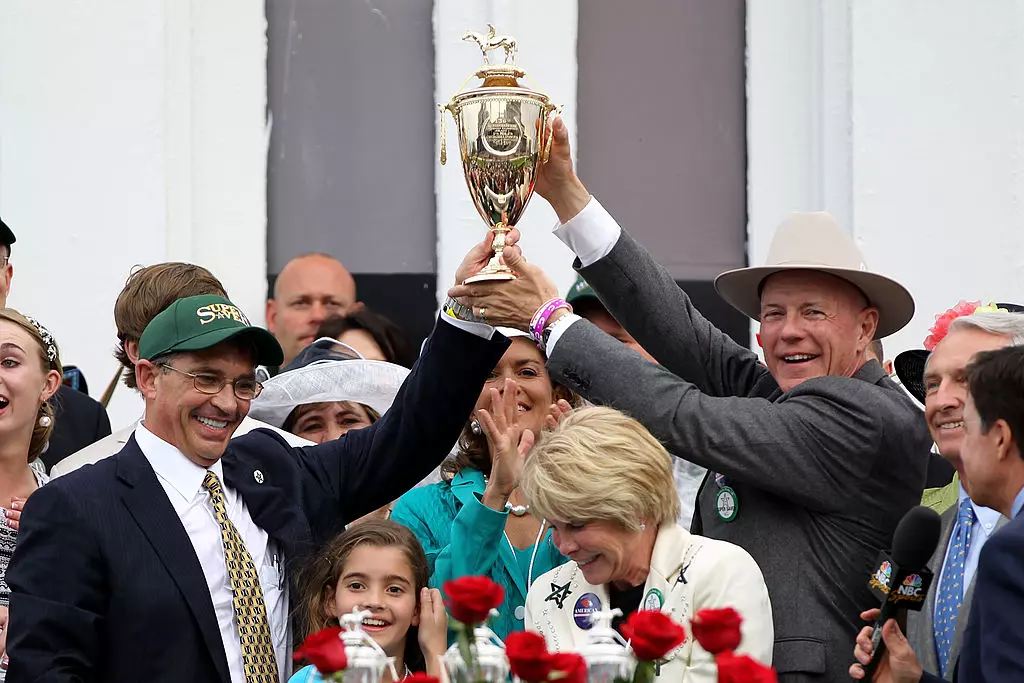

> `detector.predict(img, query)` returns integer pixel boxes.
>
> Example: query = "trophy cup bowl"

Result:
[441,25,558,283]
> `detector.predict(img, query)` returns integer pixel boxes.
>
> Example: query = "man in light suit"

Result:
[451,118,932,682]
[851,345,1024,682]
[7,244,510,682]
[901,311,1024,680]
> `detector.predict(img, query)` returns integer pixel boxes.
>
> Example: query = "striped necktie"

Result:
[934,498,975,678]
[203,471,279,682]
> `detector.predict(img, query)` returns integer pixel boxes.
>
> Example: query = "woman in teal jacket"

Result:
[391,330,573,641]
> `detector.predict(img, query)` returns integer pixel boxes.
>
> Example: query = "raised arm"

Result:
[574,221,771,398]
[6,484,106,682]
[547,322,887,511]
[297,315,508,523]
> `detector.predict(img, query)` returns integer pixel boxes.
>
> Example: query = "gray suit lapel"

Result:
[913,505,956,675]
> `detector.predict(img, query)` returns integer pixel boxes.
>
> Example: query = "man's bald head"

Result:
[266,253,357,365]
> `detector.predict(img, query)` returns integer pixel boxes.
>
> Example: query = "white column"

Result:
[434,0,579,305]
[746,0,1024,357]
[0,0,268,428]
[849,0,1024,356]
[746,0,854,263]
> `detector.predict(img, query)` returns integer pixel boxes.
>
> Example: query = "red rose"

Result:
[547,652,587,683]
[715,651,778,683]
[691,607,743,655]
[403,674,441,683]
[292,626,347,675]
[620,610,687,662]
[442,575,505,625]
[505,631,553,682]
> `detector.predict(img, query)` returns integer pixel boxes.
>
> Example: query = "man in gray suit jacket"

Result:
[450,118,932,682]
[898,311,1024,679]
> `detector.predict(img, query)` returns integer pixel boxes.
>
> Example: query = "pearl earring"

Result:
[639,522,647,531]
[38,415,52,428]
[470,419,482,436]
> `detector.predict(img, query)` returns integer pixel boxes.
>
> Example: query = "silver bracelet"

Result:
[444,296,483,323]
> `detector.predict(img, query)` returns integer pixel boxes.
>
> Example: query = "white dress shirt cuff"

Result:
[551,197,622,268]
[543,312,583,357]
[440,310,497,339]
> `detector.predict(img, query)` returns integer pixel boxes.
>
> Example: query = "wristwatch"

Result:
[444,296,483,323]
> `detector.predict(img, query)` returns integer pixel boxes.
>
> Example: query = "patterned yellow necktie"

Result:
[203,471,279,682]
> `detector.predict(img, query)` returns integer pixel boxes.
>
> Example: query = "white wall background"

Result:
[434,0,579,303]
[0,0,269,429]
[748,0,1024,357]
[4,0,1024,433]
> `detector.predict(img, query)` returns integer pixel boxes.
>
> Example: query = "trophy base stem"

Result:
[463,270,517,284]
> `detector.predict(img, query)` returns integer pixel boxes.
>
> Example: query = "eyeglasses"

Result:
[161,364,263,400]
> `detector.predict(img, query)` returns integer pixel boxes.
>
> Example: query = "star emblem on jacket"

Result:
[545,581,572,609]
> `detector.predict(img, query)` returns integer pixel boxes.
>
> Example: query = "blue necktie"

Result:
[934,498,976,677]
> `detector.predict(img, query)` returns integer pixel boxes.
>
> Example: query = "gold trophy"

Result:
[441,25,558,283]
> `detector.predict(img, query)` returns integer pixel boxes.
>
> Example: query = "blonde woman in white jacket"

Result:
[521,407,773,682]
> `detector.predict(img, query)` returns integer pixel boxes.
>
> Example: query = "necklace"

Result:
[505,500,530,516]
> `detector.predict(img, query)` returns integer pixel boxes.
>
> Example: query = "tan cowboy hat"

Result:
[714,212,915,338]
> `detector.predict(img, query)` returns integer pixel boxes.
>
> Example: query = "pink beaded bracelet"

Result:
[530,298,572,343]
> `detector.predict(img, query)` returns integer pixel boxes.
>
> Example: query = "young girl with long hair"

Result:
[290,520,447,682]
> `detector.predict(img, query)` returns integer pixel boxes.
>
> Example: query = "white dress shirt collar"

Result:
[135,422,225,505]
[958,482,1001,536]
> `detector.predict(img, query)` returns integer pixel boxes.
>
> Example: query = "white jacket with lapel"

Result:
[524,524,773,683]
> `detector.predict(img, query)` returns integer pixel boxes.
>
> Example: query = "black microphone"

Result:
[861,505,942,678]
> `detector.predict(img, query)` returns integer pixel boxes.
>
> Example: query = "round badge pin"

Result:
[573,592,602,630]
[715,486,738,522]
[643,588,664,611]
[253,470,265,484]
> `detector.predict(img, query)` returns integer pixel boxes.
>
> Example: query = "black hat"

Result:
[0,217,14,248]
[894,302,1024,405]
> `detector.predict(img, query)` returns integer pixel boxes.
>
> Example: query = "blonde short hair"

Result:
[520,406,680,531]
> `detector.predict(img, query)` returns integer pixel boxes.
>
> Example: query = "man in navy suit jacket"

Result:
[850,345,1024,683]
[5,290,508,683]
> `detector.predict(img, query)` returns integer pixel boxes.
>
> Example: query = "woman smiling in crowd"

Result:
[0,309,63,676]
[522,407,774,682]
[390,329,574,640]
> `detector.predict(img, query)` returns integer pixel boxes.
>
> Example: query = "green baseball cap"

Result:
[566,275,599,307]
[139,295,283,366]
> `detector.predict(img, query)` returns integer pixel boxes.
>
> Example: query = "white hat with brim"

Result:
[713,212,915,339]
[248,358,410,429]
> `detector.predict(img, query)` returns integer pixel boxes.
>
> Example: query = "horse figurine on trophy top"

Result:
[441,26,558,283]
[461,24,518,65]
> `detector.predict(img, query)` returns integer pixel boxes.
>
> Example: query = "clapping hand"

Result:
[3,497,25,532]
[417,587,448,679]
[478,379,535,511]
[544,399,574,430]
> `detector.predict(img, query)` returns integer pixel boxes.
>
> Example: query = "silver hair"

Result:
[947,311,1024,346]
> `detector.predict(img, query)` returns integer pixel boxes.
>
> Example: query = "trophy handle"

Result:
[439,102,457,165]
[541,104,563,164]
